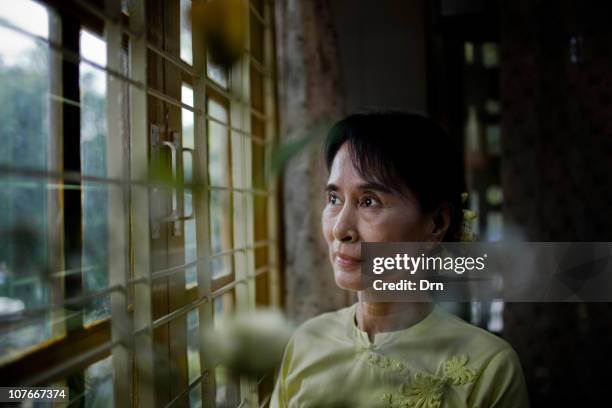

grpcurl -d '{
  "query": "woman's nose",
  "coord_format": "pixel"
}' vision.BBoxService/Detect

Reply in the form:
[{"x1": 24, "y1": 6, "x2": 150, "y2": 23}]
[{"x1": 332, "y1": 205, "x2": 358, "y2": 243}]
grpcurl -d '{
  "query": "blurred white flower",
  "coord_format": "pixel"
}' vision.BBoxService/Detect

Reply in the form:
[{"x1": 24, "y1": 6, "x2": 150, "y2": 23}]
[{"x1": 203, "y1": 308, "x2": 293, "y2": 378}]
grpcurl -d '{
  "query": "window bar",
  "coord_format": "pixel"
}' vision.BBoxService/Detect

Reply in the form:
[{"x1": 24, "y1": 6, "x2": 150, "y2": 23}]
[
  {"x1": 128, "y1": 0, "x2": 155, "y2": 406},
  {"x1": 0, "y1": 165, "x2": 273, "y2": 197},
  {"x1": 56, "y1": 12, "x2": 87, "y2": 403},
  {"x1": 192, "y1": 0, "x2": 216, "y2": 404},
  {"x1": 25, "y1": 337, "x2": 122, "y2": 386},
  {"x1": 147, "y1": 42, "x2": 195, "y2": 76},
  {"x1": 48, "y1": 9, "x2": 67, "y2": 342},
  {"x1": 164, "y1": 370, "x2": 206, "y2": 408},
  {"x1": 105, "y1": 0, "x2": 132, "y2": 406},
  {"x1": 64, "y1": 0, "x2": 140, "y2": 38},
  {"x1": 263, "y1": 0, "x2": 282, "y2": 308},
  {"x1": 249, "y1": 2, "x2": 268, "y2": 28},
  {"x1": 233, "y1": 0, "x2": 259, "y2": 404}
]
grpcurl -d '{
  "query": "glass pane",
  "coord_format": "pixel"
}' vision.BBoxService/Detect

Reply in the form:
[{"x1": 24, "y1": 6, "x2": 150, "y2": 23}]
[
  {"x1": 485, "y1": 124, "x2": 501, "y2": 156},
  {"x1": 185, "y1": 201, "x2": 197, "y2": 287},
  {"x1": 0, "y1": 0, "x2": 54, "y2": 360},
  {"x1": 255, "y1": 269, "x2": 269, "y2": 305},
  {"x1": 84, "y1": 355, "x2": 114, "y2": 407},
  {"x1": 210, "y1": 191, "x2": 232, "y2": 277},
  {"x1": 207, "y1": 98, "x2": 231, "y2": 187},
  {"x1": 182, "y1": 84, "x2": 197, "y2": 287},
  {"x1": 180, "y1": 0, "x2": 193, "y2": 65},
  {"x1": 250, "y1": 66, "x2": 263, "y2": 112},
  {"x1": 251, "y1": 116, "x2": 265, "y2": 189},
  {"x1": 207, "y1": 50, "x2": 228, "y2": 88},
  {"x1": 187, "y1": 309, "x2": 201, "y2": 383},
  {"x1": 213, "y1": 291, "x2": 238, "y2": 406},
  {"x1": 190, "y1": 384, "x2": 202, "y2": 408},
  {"x1": 486, "y1": 211, "x2": 504, "y2": 242},
  {"x1": 250, "y1": 14, "x2": 263, "y2": 63},
  {"x1": 213, "y1": 290, "x2": 234, "y2": 324},
  {"x1": 80, "y1": 30, "x2": 109, "y2": 324},
  {"x1": 482, "y1": 42, "x2": 499, "y2": 68}
]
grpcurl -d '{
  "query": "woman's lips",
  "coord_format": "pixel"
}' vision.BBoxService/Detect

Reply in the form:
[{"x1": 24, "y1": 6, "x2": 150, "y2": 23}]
[{"x1": 334, "y1": 253, "x2": 363, "y2": 268}]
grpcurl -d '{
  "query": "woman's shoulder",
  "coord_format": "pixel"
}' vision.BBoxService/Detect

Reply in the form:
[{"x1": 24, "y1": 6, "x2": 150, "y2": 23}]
[{"x1": 428, "y1": 306, "x2": 519, "y2": 361}]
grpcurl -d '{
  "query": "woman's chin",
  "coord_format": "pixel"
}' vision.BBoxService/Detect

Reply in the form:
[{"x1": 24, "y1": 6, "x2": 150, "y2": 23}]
[{"x1": 334, "y1": 268, "x2": 365, "y2": 291}]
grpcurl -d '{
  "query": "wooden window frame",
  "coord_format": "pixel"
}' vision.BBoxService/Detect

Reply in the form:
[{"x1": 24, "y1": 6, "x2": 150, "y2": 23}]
[{"x1": 0, "y1": 0, "x2": 281, "y2": 407}]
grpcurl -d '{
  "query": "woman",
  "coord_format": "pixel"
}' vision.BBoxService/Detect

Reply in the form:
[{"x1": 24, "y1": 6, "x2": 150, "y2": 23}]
[{"x1": 270, "y1": 112, "x2": 529, "y2": 407}]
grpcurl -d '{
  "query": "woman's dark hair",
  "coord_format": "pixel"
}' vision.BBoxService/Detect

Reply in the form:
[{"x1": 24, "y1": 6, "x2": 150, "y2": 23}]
[{"x1": 324, "y1": 111, "x2": 466, "y2": 242}]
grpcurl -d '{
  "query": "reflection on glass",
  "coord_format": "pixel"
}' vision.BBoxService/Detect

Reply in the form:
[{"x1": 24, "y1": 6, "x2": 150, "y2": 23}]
[
  {"x1": 482, "y1": 42, "x2": 499, "y2": 68},
  {"x1": 468, "y1": 190, "x2": 480, "y2": 237},
  {"x1": 485, "y1": 125, "x2": 501, "y2": 156},
  {"x1": 485, "y1": 185, "x2": 503, "y2": 206},
  {"x1": 190, "y1": 384, "x2": 202, "y2": 408},
  {"x1": 80, "y1": 30, "x2": 109, "y2": 324},
  {"x1": 250, "y1": 66, "x2": 264, "y2": 112},
  {"x1": 180, "y1": 0, "x2": 193, "y2": 65},
  {"x1": 488, "y1": 300, "x2": 504, "y2": 333},
  {"x1": 210, "y1": 191, "x2": 232, "y2": 277},
  {"x1": 187, "y1": 309, "x2": 201, "y2": 383},
  {"x1": 207, "y1": 50, "x2": 228, "y2": 88},
  {"x1": 484, "y1": 99, "x2": 501, "y2": 115},
  {"x1": 213, "y1": 291, "x2": 234, "y2": 325},
  {"x1": 486, "y1": 211, "x2": 503, "y2": 242},
  {"x1": 182, "y1": 84, "x2": 197, "y2": 287},
  {"x1": 250, "y1": 15, "x2": 263, "y2": 63},
  {"x1": 207, "y1": 98, "x2": 231, "y2": 187},
  {"x1": 465, "y1": 106, "x2": 480, "y2": 153},
  {"x1": 251, "y1": 116, "x2": 266, "y2": 189},
  {"x1": 214, "y1": 291, "x2": 237, "y2": 406},
  {"x1": 185, "y1": 210, "x2": 197, "y2": 286},
  {"x1": 208, "y1": 99, "x2": 231, "y2": 186},
  {"x1": 464, "y1": 41, "x2": 475, "y2": 65},
  {"x1": 84, "y1": 355, "x2": 114, "y2": 407},
  {"x1": 0, "y1": 0, "x2": 52, "y2": 360}
]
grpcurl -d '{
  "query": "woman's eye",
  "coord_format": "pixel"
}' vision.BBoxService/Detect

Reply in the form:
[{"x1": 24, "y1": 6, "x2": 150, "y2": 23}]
[
  {"x1": 360, "y1": 196, "x2": 380, "y2": 208},
  {"x1": 327, "y1": 192, "x2": 341, "y2": 206}
]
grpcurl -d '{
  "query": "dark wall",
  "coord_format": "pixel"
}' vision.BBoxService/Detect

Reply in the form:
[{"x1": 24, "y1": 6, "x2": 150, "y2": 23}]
[
  {"x1": 500, "y1": 0, "x2": 612, "y2": 405},
  {"x1": 330, "y1": 0, "x2": 427, "y2": 113}
]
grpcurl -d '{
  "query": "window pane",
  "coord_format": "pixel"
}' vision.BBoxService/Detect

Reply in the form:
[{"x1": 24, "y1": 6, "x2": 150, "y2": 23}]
[
  {"x1": 80, "y1": 30, "x2": 109, "y2": 324},
  {"x1": 0, "y1": 0, "x2": 54, "y2": 361},
  {"x1": 207, "y1": 98, "x2": 231, "y2": 187},
  {"x1": 210, "y1": 191, "x2": 232, "y2": 278},
  {"x1": 213, "y1": 292, "x2": 239, "y2": 406},
  {"x1": 84, "y1": 355, "x2": 114, "y2": 407},
  {"x1": 250, "y1": 14, "x2": 264, "y2": 63},
  {"x1": 184, "y1": 201, "x2": 197, "y2": 287},
  {"x1": 180, "y1": 0, "x2": 193, "y2": 65},
  {"x1": 251, "y1": 116, "x2": 265, "y2": 189},
  {"x1": 187, "y1": 309, "x2": 201, "y2": 384},
  {"x1": 207, "y1": 50, "x2": 228, "y2": 88},
  {"x1": 250, "y1": 66, "x2": 264, "y2": 112},
  {"x1": 182, "y1": 84, "x2": 197, "y2": 287}
]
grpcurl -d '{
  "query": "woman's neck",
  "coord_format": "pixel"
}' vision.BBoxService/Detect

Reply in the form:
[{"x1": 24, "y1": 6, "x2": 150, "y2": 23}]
[{"x1": 355, "y1": 297, "x2": 433, "y2": 342}]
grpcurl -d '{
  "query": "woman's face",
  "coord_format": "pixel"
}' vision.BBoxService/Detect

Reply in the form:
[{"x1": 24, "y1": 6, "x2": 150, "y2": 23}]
[{"x1": 322, "y1": 143, "x2": 432, "y2": 291}]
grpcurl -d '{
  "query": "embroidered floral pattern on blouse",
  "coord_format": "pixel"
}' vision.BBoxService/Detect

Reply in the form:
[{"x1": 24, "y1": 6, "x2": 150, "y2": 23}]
[
  {"x1": 369, "y1": 353, "x2": 477, "y2": 408},
  {"x1": 442, "y1": 355, "x2": 476, "y2": 385},
  {"x1": 367, "y1": 350, "x2": 408, "y2": 375}
]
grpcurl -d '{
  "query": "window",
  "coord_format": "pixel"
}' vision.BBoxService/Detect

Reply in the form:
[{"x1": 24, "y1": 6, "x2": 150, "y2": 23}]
[
  {"x1": 0, "y1": 0, "x2": 55, "y2": 363},
  {"x1": 80, "y1": 29, "x2": 109, "y2": 324},
  {"x1": 0, "y1": 0, "x2": 280, "y2": 407}
]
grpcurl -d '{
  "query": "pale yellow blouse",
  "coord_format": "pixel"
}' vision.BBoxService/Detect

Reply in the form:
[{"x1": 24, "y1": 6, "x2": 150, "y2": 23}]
[{"x1": 270, "y1": 303, "x2": 529, "y2": 407}]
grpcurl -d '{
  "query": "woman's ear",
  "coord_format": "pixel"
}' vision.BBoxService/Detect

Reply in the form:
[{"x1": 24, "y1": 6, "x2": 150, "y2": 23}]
[{"x1": 427, "y1": 202, "x2": 452, "y2": 243}]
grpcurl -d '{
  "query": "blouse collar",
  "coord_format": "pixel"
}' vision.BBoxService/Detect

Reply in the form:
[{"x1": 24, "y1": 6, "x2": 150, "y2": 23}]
[{"x1": 347, "y1": 302, "x2": 442, "y2": 349}]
